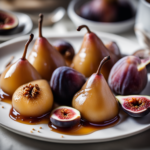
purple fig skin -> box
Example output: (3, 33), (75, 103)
(50, 116), (80, 128)
(108, 56), (147, 95)
(53, 40), (75, 59)
(79, 0), (134, 22)
(105, 41), (121, 58)
(79, 0), (118, 22)
(50, 66), (86, 105)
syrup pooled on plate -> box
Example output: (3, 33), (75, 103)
(8, 97), (120, 135)
(0, 89), (12, 105)
(48, 115), (120, 135)
(9, 107), (50, 125)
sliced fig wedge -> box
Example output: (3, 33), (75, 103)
(0, 10), (19, 34)
(50, 106), (81, 128)
(116, 95), (150, 117)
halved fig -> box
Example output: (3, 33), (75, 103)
(116, 95), (150, 117)
(0, 10), (19, 34)
(50, 106), (81, 128)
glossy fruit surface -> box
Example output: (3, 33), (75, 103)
(53, 40), (75, 66)
(116, 95), (150, 117)
(50, 66), (86, 105)
(12, 80), (53, 117)
(50, 106), (81, 128)
(72, 25), (117, 80)
(79, 0), (118, 22)
(28, 14), (66, 81)
(108, 56), (149, 95)
(79, 0), (134, 22)
(0, 10), (18, 34)
(0, 34), (41, 96)
(105, 41), (121, 59)
(72, 56), (119, 123)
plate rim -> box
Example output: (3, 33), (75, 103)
(0, 31), (139, 50)
(1, 122), (150, 144)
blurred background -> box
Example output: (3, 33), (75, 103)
(0, 0), (70, 12)
(0, 0), (150, 54)
(0, 0), (141, 42)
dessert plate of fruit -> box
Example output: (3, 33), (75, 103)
(1, 14), (150, 144)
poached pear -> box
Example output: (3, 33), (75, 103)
(72, 25), (117, 80)
(12, 80), (53, 117)
(0, 34), (41, 96)
(28, 14), (66, 81)
(72, 56), (119, 123)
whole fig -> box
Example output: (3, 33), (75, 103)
(79, 0), (134, 22)
(108, 56), (150, 95)
(50, 66), (86, 105)
(53, 40), (75, 66)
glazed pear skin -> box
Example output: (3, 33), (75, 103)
(12, 80), (53, 117)
(72, 56), (119, 123)
(0, 34), (41, 96)
(0, 59), (41, 96)
(72, 74), (119, 123)
(28, 37), (66, 80)
(72, 25), (117, 80)
(28, 14), (66, 81)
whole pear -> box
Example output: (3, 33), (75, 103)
(0, 34), (41, 96)
(72, 56), (119, 123)
(28, 14), (66, 81)
(72, 25), (118, 80)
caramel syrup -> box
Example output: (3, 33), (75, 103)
(0, 89), (12, 105)
(9, 107), (50, 125)
(1, 89), (121, 135)
(48, 116), (120, 135)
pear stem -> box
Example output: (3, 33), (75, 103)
(77, 25), (91, 33)
(96, 56), (110, 75)
(22, 34), (34, 60)
(39, 13), (43, 37)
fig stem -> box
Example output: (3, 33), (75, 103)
(77, 25), (91, 33)
(22, 34), (34, 60)
(39, 13), (43, 37)
(96, 56), (110, 75)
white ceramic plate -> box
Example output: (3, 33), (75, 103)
(0, 12), (33, 41)
(1, 32), (150, 144)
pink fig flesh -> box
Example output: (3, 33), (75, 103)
(0, 10), (18, 33)
(116, 95), (150, 117)
(50, 106), (81, 128)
